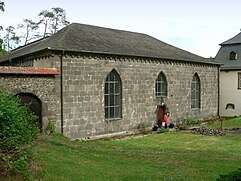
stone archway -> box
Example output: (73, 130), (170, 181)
(16, 92), (42, 130)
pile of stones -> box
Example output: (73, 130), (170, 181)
(191, 126), (226, 136)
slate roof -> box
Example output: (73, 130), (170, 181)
(220, 32), (241, 45)
(215, 32), (241, 70)
(0, 23), (218, 65)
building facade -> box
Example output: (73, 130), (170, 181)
(0, 23), (220, 138)
(215, 32), (241, 117)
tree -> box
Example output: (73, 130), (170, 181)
(38, 10), (54, 37)
(0, 1), (4, 12)
(38, 7), (69, 37)
(18, 19), (40, 45)
(51, 7), (69, 34)
(3, 26), (20, 52)
(0, 6), (69, 52)
(0, 1), (5, 55)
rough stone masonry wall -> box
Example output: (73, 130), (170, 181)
(60, 54), (219, 139)
(0, 75), (58, 130)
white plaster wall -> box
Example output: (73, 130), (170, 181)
(220, 70), (241, 117)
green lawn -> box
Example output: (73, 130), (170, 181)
(32, 130), (241, 181)
(208, 116), (241, 130)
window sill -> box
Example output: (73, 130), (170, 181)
(105, 118), (122, 122)
(191, 108), (200, 110)
(156, 96), (167, 98)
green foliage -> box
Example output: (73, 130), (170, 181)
(139, 122), (151, 132)
(3, 26), (21, 52)
(178, 117), (200, 130)
(0, 89), (38, 177)
(45, 121), (56, 134)
(217, 168), (241, 181)
(0, 44), (7, 56)
(157, 127), (169, 133)
(0, 1), (5, 55)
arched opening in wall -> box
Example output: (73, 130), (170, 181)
(16, 93), (42, 130)
(155, 104), (166, 128)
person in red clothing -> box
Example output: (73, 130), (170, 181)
(162, 112), (169, 129)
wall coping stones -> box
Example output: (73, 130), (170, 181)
(0, 66), (59, 75)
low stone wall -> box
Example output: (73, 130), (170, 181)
(0, 67), (59, 130)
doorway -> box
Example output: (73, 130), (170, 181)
(16, 93), (42, 130)
(156, 105), (165, 128)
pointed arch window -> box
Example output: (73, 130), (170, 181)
(155, 72), (167, 97)
(104, 70), (122, 119)
(191, 73), (201, 109)
(230, 51), (237, 60)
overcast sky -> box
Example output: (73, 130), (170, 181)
(1, 0), (241, 58)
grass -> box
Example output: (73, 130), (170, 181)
(208, 116), (241, 130)
(29, 129), (241, 181)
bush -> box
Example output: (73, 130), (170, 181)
(178, 118), (200, 130)
(0, 90), (38, 177)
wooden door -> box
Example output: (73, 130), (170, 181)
(156, 106), (165, 127)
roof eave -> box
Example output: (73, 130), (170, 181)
(0, 47), (52, 63)
(220, 67), (241, 71)
(220, 42), (241, 46)
(0, 46), (221, 67)
(48, 47), (221, 66)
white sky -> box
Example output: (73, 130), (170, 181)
(1, 0), (241, 58)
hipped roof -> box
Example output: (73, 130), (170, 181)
(220, 32), (241, 46)
(0, 23), (218, 65)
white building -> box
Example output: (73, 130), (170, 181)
(215, 32), (241, 117)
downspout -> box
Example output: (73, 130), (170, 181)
(60, 50), (65, 133)
(217, 66), (220, 117)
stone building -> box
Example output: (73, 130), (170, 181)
(215, 32), (241, 117)
(0, 23), (220, 138)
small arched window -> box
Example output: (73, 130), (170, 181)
(191, 73), (201, 109)
(230, 51), (237, 60)
(155, 72), (167, 97)
(104, 70), (122, 119)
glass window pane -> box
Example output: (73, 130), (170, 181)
(156, 72), (167, 97)
(115, 83), (119, 93)
(110, 107), (114, 118)
(105, 70), (122, 119)
(105, 83), (108, 94)
(115, 106), (120, 117)
(191, 74), (200, 108)
(105, 95), (109, 106)
(111, 72), (115, 81)
(109, 94), (114, 106)
(110, 83), (114, 93)
(105, 108), (108, 118)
